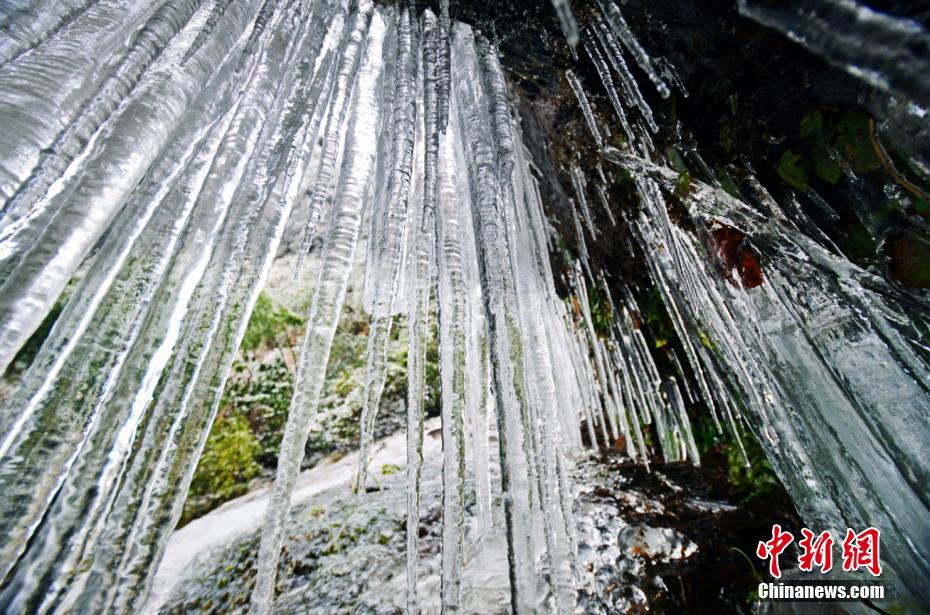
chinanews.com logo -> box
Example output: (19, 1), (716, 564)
(754, 524), (889, 603)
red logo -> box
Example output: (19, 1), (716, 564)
(841, 527), (882, 576)
(798, 528), (834, 573)
(756, 526), (882, 578)
(756, 524), (794, 578)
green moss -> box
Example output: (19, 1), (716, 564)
(182, 297), (443, 526)
(780, 109), (894, 192)
(380, 463), (401, 476)
(5, 297), (67, 377)
(843, 219), (878, 263)
(694, 415), (781, 502)
(698, 329), (715, 352)
(834, 112), (880, 172)
(183, 414), (261, 525)
(240, 292), (304, 353)
(640, 285), (675, 349)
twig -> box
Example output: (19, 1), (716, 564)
(869, 119), (929, 204)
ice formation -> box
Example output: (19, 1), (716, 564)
(0, 0), (928, 612)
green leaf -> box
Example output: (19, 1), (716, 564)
(835, 112), (880, 172)
(915, 198), (929, 215)
(674, 170), (691, 197)
(666, 147), (689, 174)
(716, 168), (742, 199)
(777, 149), (810, 191)
(810, 142), (842, 184)
(800, 110), (823, 138)
(719, 127), (733, 153)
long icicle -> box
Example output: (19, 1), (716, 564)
(355, 5), (418, 493)
(436, 113), (467, 615)
(249, 5), (381, 612)
(452, 24), (536, 613)
(294, 2), (372, 276)
(405, 49), (430, 613)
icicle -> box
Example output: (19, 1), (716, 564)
(421, 10), (441, 227)
(596, 0), (670, 98)
(404, 67), (430, 613)
(294, 4), (372, 276)
(0, 0), (210, 230)
(737, 0), (930, 103)
(550, 0), (580, 48)
(565, 69), (604, 149)
(436, 122), (467, 614)
(475, 36), (515, 186)
(595, 181), (617, 226)
(453, 112), (493, 536)
(250, 6), (381, 613)
(355, 5), (418, 493)
(507, 118), (578, 613)
(569, 266), (614, 444)
(437, 0), (451, 132)
(452, 24), (537, 613)
(0, 0), (273, 378)
(567, 197), (593, 281)
(583, 32), (637, 148)
(665, 376), (700, 465)
(593, 18), (659, 136)
(405, 226), (430, 614)
(0, 0), (168, 204)
(570, 165), (597, 236)
(0, 0), (98, 67)
(565, 306), (602, 448)
(615, 148), (930, 601)
(0, 0), (328, 600)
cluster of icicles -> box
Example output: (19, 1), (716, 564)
(0, 0), (694, 612)
(560, 0), (930, 607)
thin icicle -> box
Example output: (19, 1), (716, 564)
(570, 164), (597, 236)
(355, 5), (418, 492)
(568, 197), (593, 281)
(436, 125), (467, 614)
(437, 0), (451, 132)
(565, 69), (604, 149)
(583, 31), (637, 147)
(405, 89), (430, 615)
(597, 0), (670, 98)
(476, 36), (515, 185)
(421, 10), (441, 226)
(452, 23), (537, 613)
(595, 181), (617, 226)
(593, 18), (659, 136)
(550, 0), (580, 48)
(250, 6), (381, 613)
(294, 5), (372, 276)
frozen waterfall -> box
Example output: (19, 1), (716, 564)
(0, 0), (928, 612)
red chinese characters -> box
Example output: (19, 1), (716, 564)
(756, 524), (794, 578)
(756, 525), (883, 578)
(842, 527), (883, 576)
(798, 528), (834, 573)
